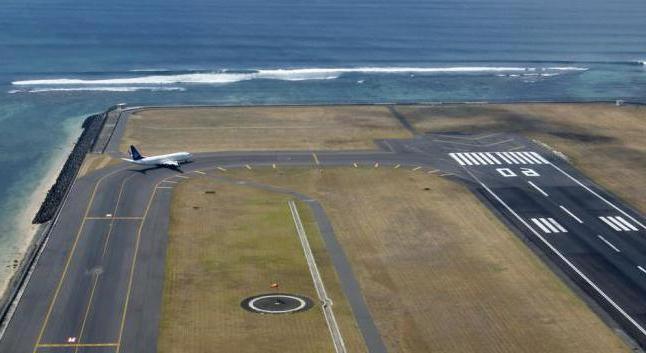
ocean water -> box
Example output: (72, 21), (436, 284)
(0, 0), (645, 276)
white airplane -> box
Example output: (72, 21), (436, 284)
(122, 145), (192, 170)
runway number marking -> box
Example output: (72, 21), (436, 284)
(496, 168), (540, 178)
(497, 168), (516, 177)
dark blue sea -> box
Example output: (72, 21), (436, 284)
(0, 0), (645, 281)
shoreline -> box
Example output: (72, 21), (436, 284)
(0, 120), (81, 300)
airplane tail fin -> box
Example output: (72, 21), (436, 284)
(129, 145), (143, 160)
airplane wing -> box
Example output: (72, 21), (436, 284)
(159, 160), (180, 168)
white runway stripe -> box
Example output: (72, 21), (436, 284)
(501, 152), (520, 164)
(521, 152), (543, 164)
(450, 151), (549, 166)
(528, 181), (549, 197)
(597, 235), (621, 252)
(449, 153), (467, 166)
(531, 217), (567, 233)
(495, 152), (512, 164)
(547, 218), (568, 233)
(607, 217), (631, 231)
(530, 152), (550, 163)
(462, 153), (480, 165)
(485, 153), (501, 164)
(559, 205), (583, 223)
(470, 153), (487, 164)
(532, 218), (552, 233)
(477, 152), (494, 164)
(540, 218), (559, 233)
(614, 216), (639, 231)
(511, 152), (534, 164)
(600, 217), (622, 231)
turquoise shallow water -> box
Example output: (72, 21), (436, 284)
(0, 0), (645, 276)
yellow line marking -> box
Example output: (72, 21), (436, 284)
(77, 172), (133, 353)
(394, 164), (400, 169)
(374, 162), (379, 168)
(353, 163), (358, 168)
(217, 166), (227, 172)
(37, 343), (118, 348)
(272, 163), (276, 169)
(75, 275), (99, 353)
(32, 168), (124, 353)
(116, 181), (161, 353)
(85, 217), (143, 220)
(312, 153), (320, 165)
(245, 164), (252, 170)
(194, 170), (206, 175)
(412, 166), (421, 171)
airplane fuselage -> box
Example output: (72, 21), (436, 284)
(123, 152), (192, 166)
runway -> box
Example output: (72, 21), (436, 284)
(422, 132), (646, 347)
(0, 131), (644, 352)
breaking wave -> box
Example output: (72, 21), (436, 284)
(11, 66), (588, 86)
(8, 86), (186, 93)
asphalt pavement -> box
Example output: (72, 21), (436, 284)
(1, 129), (645, 352)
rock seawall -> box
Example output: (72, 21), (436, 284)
(32, 112), (107, 224)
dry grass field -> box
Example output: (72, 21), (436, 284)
(121, 105), (412, 154)
(157, 177), (367, 353)
(224, 167), (631, 353)
(396, 103), (646, 212)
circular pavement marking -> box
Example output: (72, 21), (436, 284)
(241, 293), (313, 314)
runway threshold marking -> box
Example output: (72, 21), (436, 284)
(32, 167), (125, 353)
(312, 153), (320, 166)
(460, 165), (646, 337)
(288, 200), (347, 353)
(527, 181), (549, 197)
(217, 166), (227, 172)
(559, 205), (583, 223)
(597, 235), (621, 253)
